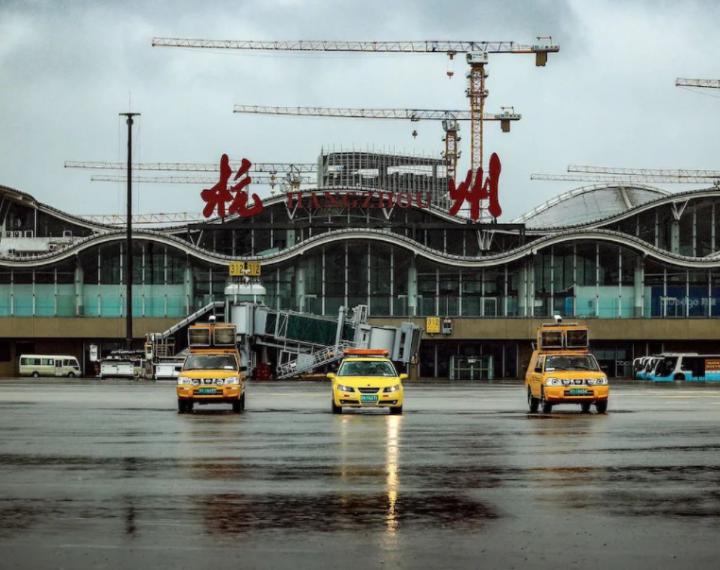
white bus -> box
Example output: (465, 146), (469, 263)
(19, 355), (81, 378)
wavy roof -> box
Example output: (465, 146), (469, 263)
(2, 227), (718, 271)
(515, 184), (670, 229)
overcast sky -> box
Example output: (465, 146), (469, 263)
(1, 0), (718, 220)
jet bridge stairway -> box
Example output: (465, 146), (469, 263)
(275, 341), (355, 379)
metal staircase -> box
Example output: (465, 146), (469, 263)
(158, 301), (224, 340)
(276, 340), (355, 379)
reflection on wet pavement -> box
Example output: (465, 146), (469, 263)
(0, 379), (719, 568)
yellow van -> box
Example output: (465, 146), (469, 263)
(19, 354), (81, 378)
(525, 322), (609, 414)
(176, 322), (246, 413)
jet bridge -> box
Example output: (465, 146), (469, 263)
(229, 300), (421, 379)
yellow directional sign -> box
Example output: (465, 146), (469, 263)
(246, 261), (261, 277)
(426, 316), (441, 334)
(229, 261), (262, 277)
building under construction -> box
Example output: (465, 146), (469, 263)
(317, 150), (449, 206)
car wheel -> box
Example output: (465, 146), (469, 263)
(528, 389), (540, 413)
(232, 394), (245, 413)
(673, 373), (685, 381)
(389, 406), (403, 415)
(32, 371), (39, 378)
(178, 399), (187, 413)
(595, 400), (608, 414)
(540, 388), (553, 413)
(67, 372), (75, 378)
(581, 402), (591, 413)
(331, 400), (342, 414)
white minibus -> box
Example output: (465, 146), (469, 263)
(19, 355), (81, 377)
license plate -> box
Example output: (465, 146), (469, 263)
(197, 387), (219, 395)
(566, 388), (592, 396)
(360, 394), (378, 404)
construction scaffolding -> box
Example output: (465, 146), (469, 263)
(317, 150), (450, 208)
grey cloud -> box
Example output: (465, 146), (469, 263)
(0, 0), (719, 219)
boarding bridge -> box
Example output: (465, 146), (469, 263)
(148, 285), (422, 379)
(229, 300), (421, 379)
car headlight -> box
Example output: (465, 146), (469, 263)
(224, 376), (239, 385)
(561, 379), (573, 386)
(336, 384), (355, 392)
(191, 378), (201, 386)
(215, 378), (224, 386)
(594, 377), (608, 385)
(544, 377), (562, 386)
(177, 376), (193, 385)
(383, 384), (401, 393)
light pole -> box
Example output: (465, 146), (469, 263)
(119, 112), (140, 349)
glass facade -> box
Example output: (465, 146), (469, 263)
(0, 188), (719, 321)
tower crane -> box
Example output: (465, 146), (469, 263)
(675, 78), (720, 89)
(232, 105), (521, 187)
(153, 37), (559, 176)
(65, 160), (316, 173)
(81, 212), (207, 225)
(531, 173), (719, 184)
(567, 165), (720, 178)
(90, 173), (314, 190)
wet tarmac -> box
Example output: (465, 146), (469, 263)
(0, 378), (719, 569)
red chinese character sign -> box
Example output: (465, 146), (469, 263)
(200, 153), (501, 222)
(448, 152), (502, 221)
(201, 154), (265, 219)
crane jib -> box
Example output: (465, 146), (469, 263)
(151, 38), (560, 55)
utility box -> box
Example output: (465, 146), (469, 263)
(442, 318), (453, 335)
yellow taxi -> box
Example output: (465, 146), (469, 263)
(176, 322), (246, 413)
(328, 349), (406, 415)
(525, 321), (609, 414)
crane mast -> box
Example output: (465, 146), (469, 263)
(443, 119), (460, 184)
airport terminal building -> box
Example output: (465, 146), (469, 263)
(1, 156), (719, 378)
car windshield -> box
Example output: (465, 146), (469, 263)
(183, 354), (237, 371)
(338, 360), (397, 377)
(544, 355), (599, 372)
